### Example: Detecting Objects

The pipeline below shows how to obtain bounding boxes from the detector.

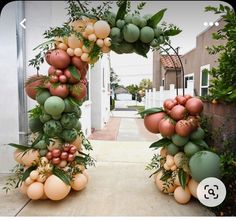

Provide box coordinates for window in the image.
[184,73,194,89]
[200,65,210,96]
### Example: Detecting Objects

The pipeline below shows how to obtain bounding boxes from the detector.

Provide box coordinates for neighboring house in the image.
[115,87,132,101]
[153,18,226,96]
[153,54,181,90]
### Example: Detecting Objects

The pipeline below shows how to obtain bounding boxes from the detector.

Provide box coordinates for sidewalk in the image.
[0,111,213,216]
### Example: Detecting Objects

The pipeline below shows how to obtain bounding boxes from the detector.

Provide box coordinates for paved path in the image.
[0,111,213,216]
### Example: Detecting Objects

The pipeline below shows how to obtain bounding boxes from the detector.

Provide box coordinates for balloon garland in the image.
[142,95,222,204]
[4,0,182,201]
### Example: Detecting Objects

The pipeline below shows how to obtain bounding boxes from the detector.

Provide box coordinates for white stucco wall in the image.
[0,2,19,173]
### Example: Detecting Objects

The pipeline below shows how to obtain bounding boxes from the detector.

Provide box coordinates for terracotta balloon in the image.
[21,150,40,166]
[71,173,88,191]
[174,186,191,204]
[170,105,186,121]
[71,56,84,70]
[25,77,44,100]
[158,118,175,137]
[44,175,71,201]
[185,97,203,115]
[175,120,192,137]
[50,49,71,69]
[188,179,198,198]
[94,20,110,39]
[144,112,166,134]
[27,182,44,200]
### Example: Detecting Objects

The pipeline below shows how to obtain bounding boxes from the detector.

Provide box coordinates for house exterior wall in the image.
[181,19,226,96]
[153,51,162,90]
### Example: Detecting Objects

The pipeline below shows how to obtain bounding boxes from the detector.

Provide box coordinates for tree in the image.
[110,67,120,90]
[139,78,153,90]
[126,84,139,100]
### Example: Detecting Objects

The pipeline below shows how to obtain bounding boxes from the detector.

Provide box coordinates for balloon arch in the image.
[5,0,221,204]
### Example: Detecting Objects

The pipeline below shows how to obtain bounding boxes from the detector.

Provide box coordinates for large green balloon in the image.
[189,151,221,182]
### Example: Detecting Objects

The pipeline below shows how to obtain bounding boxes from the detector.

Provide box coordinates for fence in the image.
[145,80,194,109]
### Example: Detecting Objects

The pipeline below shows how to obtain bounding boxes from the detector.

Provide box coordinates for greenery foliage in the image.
[205,5,236,103]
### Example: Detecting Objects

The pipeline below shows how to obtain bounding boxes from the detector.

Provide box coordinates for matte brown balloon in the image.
[50,49,71,69]
[144,112,166,134]
[185,98,203,115]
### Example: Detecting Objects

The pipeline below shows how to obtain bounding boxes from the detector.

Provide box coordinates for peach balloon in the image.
[85,25,94,35]
[101,45,110,53]
[70,20,86,32]
[88,34,97,42]
[82,170,89,180]
[174,186,191,204]
[155,171,176,193]
[160,147,167,157]
[40,192,48,200]
[188,179,199,198]
[30,170,39,180]
[25,177,34,186]
[81,53,89,62]
[44,175,71,201]
[94,20,110,39]
[71,173,88,191]
[21,150,40,166]
[13,149,24,164]
[58,42,68,51]
[68,34,83,49]
[27,182,44,200]
[19,182,28,194]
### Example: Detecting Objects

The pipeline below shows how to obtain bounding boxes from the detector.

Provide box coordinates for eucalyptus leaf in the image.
[149,138,172,149]
[8,143,30,151]
[178,168,187,189]
[160,170,172,181]
[52,166,71,185]
[147,8,167,27]
[164,28,182,36]
[138,107,164,116]
[68,65,80,81]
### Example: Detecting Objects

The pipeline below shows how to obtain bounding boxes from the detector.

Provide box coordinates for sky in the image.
[107,1,231,87]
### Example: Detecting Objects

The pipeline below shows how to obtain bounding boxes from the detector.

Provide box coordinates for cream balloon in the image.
[67,48,75,57]
[81,53,89,62]
[25,177,34,186]
[188,179,198,198]
[94,20,110,39]
[44,175,71,201]
[30,170,39,180]
[58,42,68,51]
[104,37,111,47]
[174,186,191,204]
[96,39,104,48]
[71,173,88,191]
[27,182,44,200]
[70,20,86,32]
[88,34,97,42]
[19,182,28,194]
[74,48,83,57]
[68,34,83,49]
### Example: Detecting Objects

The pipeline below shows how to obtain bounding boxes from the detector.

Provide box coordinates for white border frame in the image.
[200,64,210,96]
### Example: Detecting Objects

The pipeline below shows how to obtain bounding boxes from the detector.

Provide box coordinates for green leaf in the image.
[164,28,182,36]
[192,139,209,149]
[52,166,71,185]
[133,41,149,57]
[8,143,30,151]
[138,107,164,116]
[22,166,37,181]
[178,168,187,189]
[147,8,167,27]
[149,138,172,149]
[75,156,87,165]
[160,170,172,181]
[68,65,80,81]
[115,0,127,21]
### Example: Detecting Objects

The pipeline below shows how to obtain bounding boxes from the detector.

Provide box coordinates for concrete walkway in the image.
[0,112,213,216]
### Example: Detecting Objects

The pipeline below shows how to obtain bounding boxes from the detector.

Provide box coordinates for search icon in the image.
[208,188,215,196]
